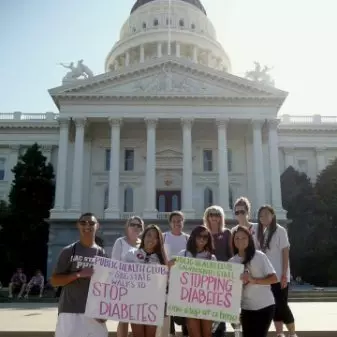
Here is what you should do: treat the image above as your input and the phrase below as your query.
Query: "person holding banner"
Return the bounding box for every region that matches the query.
[170,225,216,337]
[230,225,277,337]
[51,213,108,337]
[111,216,144,337]
[255,206,297,337]
[203,205,233,337]
[124,224,168,337]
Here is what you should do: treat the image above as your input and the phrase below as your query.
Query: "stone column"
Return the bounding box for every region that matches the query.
[140,45,145,63]
[50,118,70,216]
[41,145,52,163]
[252,120,266,209]
[125,51,130,66]
[193,46,198,63]
[176,43,181,57]
[181,118,195,218]
[7,145,19,185]
[216,119,231,213]
[105,119,122,219]
[268,120,286,219]
[316,147,326,173]
[143,119,158,219]
[157,43,162,58]
[69,118,86,215]
[284,148,295,169]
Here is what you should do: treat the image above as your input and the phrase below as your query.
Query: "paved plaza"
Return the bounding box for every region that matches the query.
[0,302,336,336]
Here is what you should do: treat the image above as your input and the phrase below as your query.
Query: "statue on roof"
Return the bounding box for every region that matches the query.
[59,60,94,83]
[245,61,275,86]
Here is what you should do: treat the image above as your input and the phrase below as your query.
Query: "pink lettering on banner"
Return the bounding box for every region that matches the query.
[92,282,128,301]
[99,301,158,322]
[180,272,233,308]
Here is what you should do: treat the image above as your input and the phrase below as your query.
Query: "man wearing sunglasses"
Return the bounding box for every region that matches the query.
[51,212,108,337]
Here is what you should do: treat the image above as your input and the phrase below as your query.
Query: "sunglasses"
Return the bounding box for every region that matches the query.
[209,212,220,217]
[129,222,142,229]
[197,234,209,240]
[79,221,96,227]
[235,210,246,216]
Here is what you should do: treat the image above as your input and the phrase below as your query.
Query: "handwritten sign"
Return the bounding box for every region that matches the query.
[85,256,168,326]
[166,257,244,323]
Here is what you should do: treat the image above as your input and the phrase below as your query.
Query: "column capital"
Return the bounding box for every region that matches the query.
[315,147,327,154]
[251,119,264,130]
[216,119,229,128]
[267,119,280,130]
[181,118,194,128]
[108,118,122,127]
[145,118,158,128]
[73,117,87,128]
[58,117,70,128]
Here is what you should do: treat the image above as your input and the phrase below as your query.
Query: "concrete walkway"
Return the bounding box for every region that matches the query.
[0,302,336,335]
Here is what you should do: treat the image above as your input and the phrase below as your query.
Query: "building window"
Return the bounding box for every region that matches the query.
[158,195,165,212]
[0,158,5,180]
[124,149,134,171]
[204,187,213,209]
[142,22,146,29]
[298,159,309,174]
[227,149,232,172]
[229,187,233,209]
[203,149,213,171]
[104,187,108,210]
[154,19,159,26]
[124,186,133,212]
[105,149,111,171]
[191,23,196,30]
[179,19,184,27]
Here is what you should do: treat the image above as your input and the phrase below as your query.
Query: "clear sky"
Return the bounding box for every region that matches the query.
[0,0,335,116]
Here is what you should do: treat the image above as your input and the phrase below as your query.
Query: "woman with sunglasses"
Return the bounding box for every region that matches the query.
[124,225,168,337]
[111,216,144,337]
[170,225,216,337]
[230,226,277,337]
[232,197,256,235]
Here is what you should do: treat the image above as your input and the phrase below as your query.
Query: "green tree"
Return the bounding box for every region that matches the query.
[280,166,318,280]
[2,143,55,279]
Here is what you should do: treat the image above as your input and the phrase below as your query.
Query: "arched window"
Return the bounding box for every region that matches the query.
[104,187,108,210]
[124,187,134,212]
[142,22,147,29]
[158,195,166,212]
[172,194,179,211]
[154,19,159,26]
[179,19,184,27]
[191,23,196,30]
[204,187,213,209]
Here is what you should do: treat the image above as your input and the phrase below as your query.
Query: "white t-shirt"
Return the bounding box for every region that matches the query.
[230,250,276,310]
[163,231,189,259]
[254,225,291,282]
[111,237,139,261]
[123,248,161,264]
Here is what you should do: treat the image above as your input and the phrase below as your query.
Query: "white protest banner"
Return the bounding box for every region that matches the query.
[85,256,168,326]
[166,257,244,323]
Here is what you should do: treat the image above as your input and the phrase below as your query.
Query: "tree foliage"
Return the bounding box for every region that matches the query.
[0,143,55,283]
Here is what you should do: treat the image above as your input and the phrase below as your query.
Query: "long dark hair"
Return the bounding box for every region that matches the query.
[232,225,256,265]
[186,225,215,257]
[140,224,167,265]
[257,205,277,250]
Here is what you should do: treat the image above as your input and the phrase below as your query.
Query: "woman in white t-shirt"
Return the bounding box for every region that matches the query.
[124,225,168,337]
[255,205,297,337]
[230,225,277,337]
[111,216,144,337]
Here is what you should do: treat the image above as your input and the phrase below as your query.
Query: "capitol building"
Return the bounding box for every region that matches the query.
[1,0,337,231]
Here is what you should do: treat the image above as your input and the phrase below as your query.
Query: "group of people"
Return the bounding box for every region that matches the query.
[8,268,45,299]
[51,197,297,337]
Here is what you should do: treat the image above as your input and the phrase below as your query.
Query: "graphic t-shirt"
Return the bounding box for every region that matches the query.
[230,250,276,310]
[123,248,162,265]
[212,229,233,262]
[177,249,217,261]
[54,241,106,314]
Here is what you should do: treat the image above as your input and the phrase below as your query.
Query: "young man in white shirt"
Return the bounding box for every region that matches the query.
[163,211,189,337]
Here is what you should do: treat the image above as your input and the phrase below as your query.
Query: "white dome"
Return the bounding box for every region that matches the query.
[105,0,231,73]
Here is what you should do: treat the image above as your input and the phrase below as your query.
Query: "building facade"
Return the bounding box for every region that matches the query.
[1,0,337,274]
